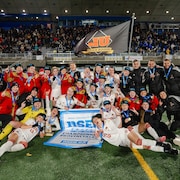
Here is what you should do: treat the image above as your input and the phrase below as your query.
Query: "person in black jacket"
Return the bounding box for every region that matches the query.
[141,99,180,146]
[163,59,180,96]
[121,100,166,142]
[142,59,164,96]
[129,59,146,95]
[119,67,132,96]
[158,91,180,132]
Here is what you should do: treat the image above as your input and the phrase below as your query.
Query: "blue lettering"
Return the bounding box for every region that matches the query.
[77,121,85,127]
[66,121,76,128]
[66,120,94,128]
[85,120,93,128]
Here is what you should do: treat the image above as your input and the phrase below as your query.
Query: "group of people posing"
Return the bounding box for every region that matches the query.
[0,58,180,157]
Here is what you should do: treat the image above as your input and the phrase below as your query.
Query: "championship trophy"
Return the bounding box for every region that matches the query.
[45,121,54,136]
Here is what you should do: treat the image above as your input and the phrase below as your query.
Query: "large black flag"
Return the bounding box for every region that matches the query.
[74,20,131,55]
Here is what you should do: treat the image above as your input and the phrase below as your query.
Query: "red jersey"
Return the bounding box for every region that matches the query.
[0,90,12,115]
[40,74,51,99]
[73,87,87,109]
[126,95,141,111]
[61,73,74,95]
[4,71,27,95]
[24,72,41,93]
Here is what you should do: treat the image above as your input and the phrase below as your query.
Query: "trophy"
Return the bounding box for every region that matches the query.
[45,121,54,136]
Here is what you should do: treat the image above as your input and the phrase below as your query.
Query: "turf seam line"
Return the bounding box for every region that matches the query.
[131,148,159,180]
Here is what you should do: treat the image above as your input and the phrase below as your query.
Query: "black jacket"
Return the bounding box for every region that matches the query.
[163,65,180,96]
[129,67,146,95]
[143,66,164,96]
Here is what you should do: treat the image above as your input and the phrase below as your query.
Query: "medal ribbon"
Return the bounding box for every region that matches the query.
[122,110,130,118]
[164,66,172,80]
[66,96,72,108]
[49,117,56,124]
[149,67,155,76]
[122,74,128,88]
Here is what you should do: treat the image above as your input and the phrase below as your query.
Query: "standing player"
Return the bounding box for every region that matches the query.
[50,66,61,106]
[4,63,27,95]
[129,59,146,95]
[162,59,180,96]
[142,59,164,96]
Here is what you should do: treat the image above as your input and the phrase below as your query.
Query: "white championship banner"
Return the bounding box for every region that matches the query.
[44,108,102,149]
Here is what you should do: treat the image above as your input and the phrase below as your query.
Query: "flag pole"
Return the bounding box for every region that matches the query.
[127,13,135,66]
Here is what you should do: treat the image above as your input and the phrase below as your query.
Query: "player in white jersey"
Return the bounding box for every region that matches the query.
[86,83,101,108]
[105,66,120,92]
[45,92,60,133]
[101,84,117,106]
[101,100,121,128]
[0,113,46,157]
[92,114,179,155]
[56,87,85,110]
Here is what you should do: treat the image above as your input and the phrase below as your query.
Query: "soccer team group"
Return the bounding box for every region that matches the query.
[0,58,180,157]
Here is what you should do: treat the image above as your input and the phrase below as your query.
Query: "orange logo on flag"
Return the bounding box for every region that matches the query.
[87,36,111,48]
[84,30,113,55]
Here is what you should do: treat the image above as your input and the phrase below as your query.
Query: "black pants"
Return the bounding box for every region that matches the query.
[170,112,180,131]
[0,114,12,131]
[154,122,176,139]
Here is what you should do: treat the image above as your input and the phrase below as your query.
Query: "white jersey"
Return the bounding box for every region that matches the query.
[96,82,105,94]
[105,73,119,90]
[81,71,94,84]
[46,116,60,131]
[102,93,116,106]
[45,95,60,131]
[50,75,61,100]
[56,95,84,109]
[86,90,101,108]
[102,108,121,127]
[102,119,130,147]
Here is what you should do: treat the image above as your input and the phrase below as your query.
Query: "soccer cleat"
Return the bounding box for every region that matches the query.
[173,137,180,146]
[163,143,172,153]
[156,141,172,149]
[167,148,179,155]
[163,143,179,155]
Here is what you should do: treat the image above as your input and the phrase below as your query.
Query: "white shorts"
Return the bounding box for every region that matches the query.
[9,128,27,143]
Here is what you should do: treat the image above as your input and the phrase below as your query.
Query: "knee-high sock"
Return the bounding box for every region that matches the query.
[132,143,164,153]
[141,139,157,146]
[132,142,165,153]
[149,146,164,152]
[0,141,13,157]
[9,144,25,152]
[0,124,13,140]
[147,126,159,140]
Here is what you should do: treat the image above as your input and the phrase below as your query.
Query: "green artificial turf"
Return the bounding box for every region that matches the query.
[0,112,180,180]
[0,131,179,180]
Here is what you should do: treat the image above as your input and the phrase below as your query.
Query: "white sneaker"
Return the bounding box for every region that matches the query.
[173,137,180,146]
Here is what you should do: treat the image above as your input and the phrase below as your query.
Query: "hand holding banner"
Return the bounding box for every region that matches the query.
[44,109,102,149]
